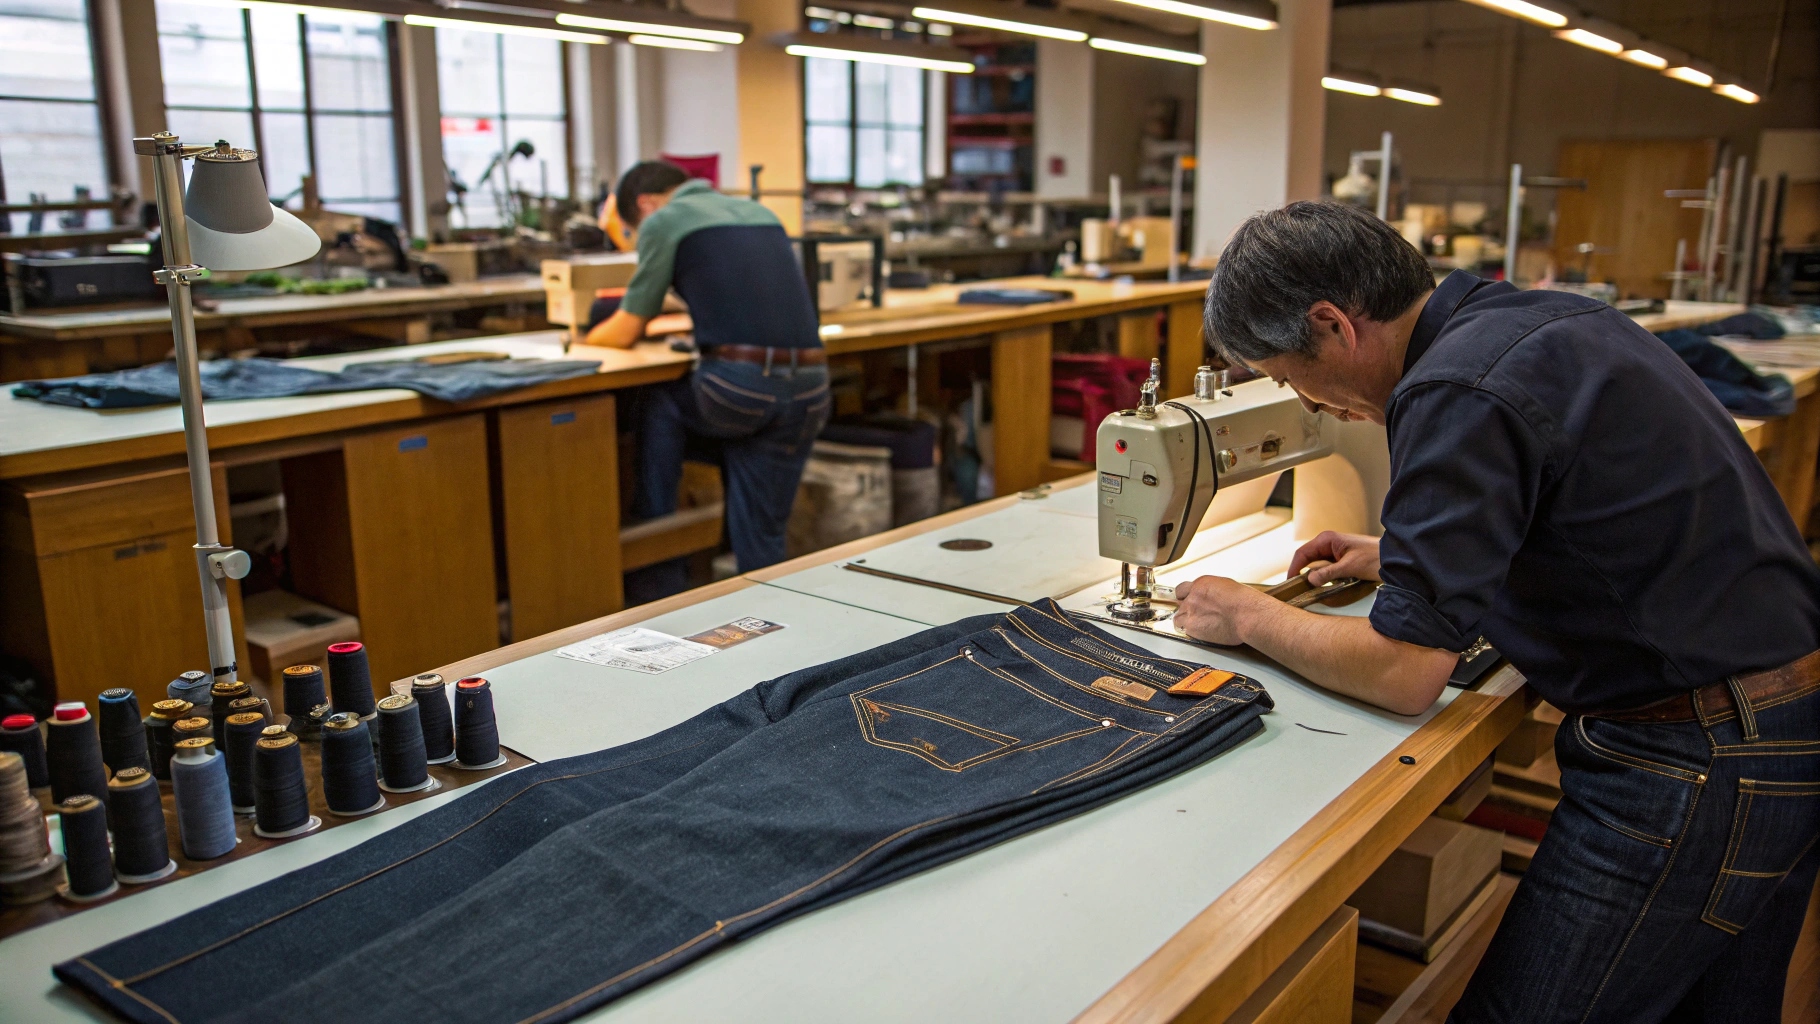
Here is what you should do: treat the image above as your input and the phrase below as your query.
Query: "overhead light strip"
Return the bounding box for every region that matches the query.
[1099,0,1275,31]
[1459,0,1567,28]
[403,13,606,43]
[554,12,743,44]
[1088,37,1206,65]
[1620,48,1667,69]
[783,43,975,74]
[1665,65,1714,87]
[1464,1,1764,99]
[167,0,385,19]
[628,34,722,51]
[910,6,1087,42]
[1321,75,1380,96]
[1554,27,1620,54]
[1714,83,1759,104]
[1384,86,1441,106]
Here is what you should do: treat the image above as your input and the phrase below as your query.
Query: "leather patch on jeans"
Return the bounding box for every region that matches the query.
[1091,676,1157,702]
[1169,668,1236,697]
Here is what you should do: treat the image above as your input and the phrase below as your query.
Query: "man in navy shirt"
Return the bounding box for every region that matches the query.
[588,161,830,598]
[1174,201,1820,1022]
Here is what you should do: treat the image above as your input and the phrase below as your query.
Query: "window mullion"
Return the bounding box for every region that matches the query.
[243,7,268,187]
[299,12,317,187]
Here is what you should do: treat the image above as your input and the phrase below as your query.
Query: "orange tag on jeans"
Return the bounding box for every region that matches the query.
[1168,668,1235,697]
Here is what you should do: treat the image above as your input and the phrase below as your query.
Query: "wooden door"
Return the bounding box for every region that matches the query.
[1553,139,1717,299]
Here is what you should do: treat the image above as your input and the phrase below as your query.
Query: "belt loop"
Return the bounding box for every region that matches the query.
[790,348,800,373]
[763,348,774,376]
[1727,675,1760,742]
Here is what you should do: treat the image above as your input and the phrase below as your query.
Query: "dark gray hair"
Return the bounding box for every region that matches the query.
[1203,201,1434,365]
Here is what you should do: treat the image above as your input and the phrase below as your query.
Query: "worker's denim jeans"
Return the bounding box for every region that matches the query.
[1451,687,1820,1024]
[632,356,831,599]
[57,600,1272,1024]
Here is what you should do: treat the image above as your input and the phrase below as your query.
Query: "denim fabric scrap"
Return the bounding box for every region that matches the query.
[1654,329,1795,417]
[11,356,603,409]
[55,599,1273,1024]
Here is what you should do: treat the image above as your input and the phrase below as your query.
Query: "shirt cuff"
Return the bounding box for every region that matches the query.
[1369,583,1472,653]
[619,289,664,318]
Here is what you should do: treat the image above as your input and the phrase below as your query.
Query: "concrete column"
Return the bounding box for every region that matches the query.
[396,24,446,241]
[114,0,167,200]
[615,43,664,175]
[1035,38,1093,199]
[1193,0,1330,258]
[735,0,801,231]
[568,41,616,199]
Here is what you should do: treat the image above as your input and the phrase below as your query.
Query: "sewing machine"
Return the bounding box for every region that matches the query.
[1089,360,1346,628]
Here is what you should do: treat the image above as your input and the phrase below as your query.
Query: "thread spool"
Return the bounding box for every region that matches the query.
[143,699,193,781]
[167,669,212,708]
[252,733,318,838]
[106,767,175,883]
[411,674,456,765]
[96,689,149,775]
[222,712,266,814]
[282,665,327,735]
[209,680,249,741]
[46,703,108,807]
[228,695,271,727]
[375,695,436,794]
[170,737,237,860]
[320,714,385,817]
[56,793,116,902]
[0,752,63,905]
[453,677,506,770]
[173,716,212,746]
[0,715,49,789]
[326,642,377,719]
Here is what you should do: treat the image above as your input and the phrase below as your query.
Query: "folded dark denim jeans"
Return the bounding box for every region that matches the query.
[56,600,1272,1024]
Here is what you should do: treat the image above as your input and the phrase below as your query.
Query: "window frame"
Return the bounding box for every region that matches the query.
[0,0,116,222]
[803,57,926,189]
[434,26,574,230]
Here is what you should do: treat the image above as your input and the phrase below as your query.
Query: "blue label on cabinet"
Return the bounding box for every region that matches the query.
[398,435,429,452]
[551,411,576,425]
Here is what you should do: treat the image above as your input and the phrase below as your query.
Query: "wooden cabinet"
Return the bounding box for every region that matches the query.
[0,460,246,711]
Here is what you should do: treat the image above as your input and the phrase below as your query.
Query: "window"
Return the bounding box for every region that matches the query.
[157,1,401,222]
[436,27,568,230]
[0,0,110,235]
[804,57,925,188]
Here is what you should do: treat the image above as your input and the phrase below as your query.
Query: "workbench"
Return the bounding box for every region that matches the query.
[1719,337,1820,538]
[1,335,691,710]
[0,274,547,382]
[0,474,1531,1024]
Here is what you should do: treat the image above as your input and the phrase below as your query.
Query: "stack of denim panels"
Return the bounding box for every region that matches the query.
[56,600,1272,1024]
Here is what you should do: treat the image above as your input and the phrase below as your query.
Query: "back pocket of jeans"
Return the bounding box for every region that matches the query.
[696,372,773,430]
[1702,779,1820,933]
[855,698,1017,771]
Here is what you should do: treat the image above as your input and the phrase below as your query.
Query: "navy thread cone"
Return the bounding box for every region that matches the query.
[453,677,505,770]
[105,768,174,883]
[96,689,149,774]
[252,734,317,838]
[56,794,116,901]
[326,643,377,718]
[320,714,384,816]
[411,675,456,764]
[282,665,327,735]
[45,704,108,807]
[375,695,432,793]
[0,715,49,789]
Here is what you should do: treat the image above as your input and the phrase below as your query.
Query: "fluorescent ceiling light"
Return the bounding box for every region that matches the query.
[1714,83,1760,103]
[1554,28,1622,54]
[911,6,1087,42]
[1089,37,1207,64]
[1322,75,1380,96]
[1099,0,1274,31]
[628,34,722,51]
[784,43,974,73]
[1384,86,1441,106]
[555,12,743,44]
[404,14,605,43]
[1459,0,1567,29]
[852,13,894,28]
[172,0,378,18]
[1665,65,1714,87]
[1620,48,1667,69]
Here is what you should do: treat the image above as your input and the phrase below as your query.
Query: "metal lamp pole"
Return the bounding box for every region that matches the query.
[136,132,251,687]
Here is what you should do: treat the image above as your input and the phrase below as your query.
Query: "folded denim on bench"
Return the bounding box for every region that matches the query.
[56,599,1272,1024]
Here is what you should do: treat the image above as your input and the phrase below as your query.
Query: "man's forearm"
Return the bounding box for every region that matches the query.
[583,310,650,349]
[1235,604,1454,715]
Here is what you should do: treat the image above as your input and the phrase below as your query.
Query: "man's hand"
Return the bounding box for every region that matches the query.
[1173,575,1274,646]
[582,309,651,350]
[1289,531,1381,585]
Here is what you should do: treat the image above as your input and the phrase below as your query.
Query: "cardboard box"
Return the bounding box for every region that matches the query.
[1496,701,1564,767]
[542,253,638,327]
[1349,817,1503,940]
[242,589,360,685]
[423,242,481,283]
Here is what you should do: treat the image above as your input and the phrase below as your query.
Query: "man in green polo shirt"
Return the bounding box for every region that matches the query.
[586,160,830,599]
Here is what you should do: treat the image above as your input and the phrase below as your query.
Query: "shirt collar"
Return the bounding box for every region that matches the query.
[1403,270,1483,373]
[672,179,714,199]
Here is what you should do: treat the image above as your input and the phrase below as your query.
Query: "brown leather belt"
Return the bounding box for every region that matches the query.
[1589,650,1820,732]
[702,345,826,366]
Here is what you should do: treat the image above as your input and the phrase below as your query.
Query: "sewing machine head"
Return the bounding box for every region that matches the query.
[1094,360,1333,620]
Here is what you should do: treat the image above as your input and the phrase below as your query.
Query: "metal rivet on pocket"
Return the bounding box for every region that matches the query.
[1164,716,1175,723]
[1101,719,1113,727]
[961,647,972,656]
[1697,774,1707,784]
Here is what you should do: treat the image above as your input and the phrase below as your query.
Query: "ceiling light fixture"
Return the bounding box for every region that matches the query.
[1384,86,1442,106]
[783,42,975,73]
[1619,48,1668,69]
[1553,27,1621,54]
[554,12,744,44]
[1459,0,1567,28]
[1099,0,1275,31]
[403,14,606,43]
[1665,65,1714,87]
[1321,75,1381,97]
[1088,37,1207,64]
[910,6,1088,42]
[1714,82,1760,103]
[628,34,723,51]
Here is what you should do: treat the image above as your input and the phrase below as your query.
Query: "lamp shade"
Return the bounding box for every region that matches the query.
[184,146,321,272]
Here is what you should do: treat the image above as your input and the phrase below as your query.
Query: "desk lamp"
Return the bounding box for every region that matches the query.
[134,133,322,688]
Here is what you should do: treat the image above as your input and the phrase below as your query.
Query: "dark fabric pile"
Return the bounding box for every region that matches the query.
[10,356,603,410]
[1655,311,1793,418]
